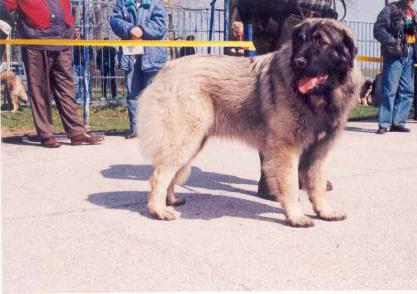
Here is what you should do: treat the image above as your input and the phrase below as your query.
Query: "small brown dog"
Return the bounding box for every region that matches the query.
[358,79,373,106]
[0,70,28,112]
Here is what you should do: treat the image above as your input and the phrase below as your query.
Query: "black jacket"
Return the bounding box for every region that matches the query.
[374,2,416,60]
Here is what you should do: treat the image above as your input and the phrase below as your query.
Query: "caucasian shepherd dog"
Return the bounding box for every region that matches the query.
[137,18,362,227]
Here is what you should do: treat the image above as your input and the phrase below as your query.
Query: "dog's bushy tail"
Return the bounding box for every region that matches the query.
[137,77,213,165]
[19,89,28,102]
[137,92,168,160]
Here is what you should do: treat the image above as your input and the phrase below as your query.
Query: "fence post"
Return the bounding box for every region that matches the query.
[224,0,230,42]
[82,0,90,126]
[244,23,256,57]
[208,0,216,54]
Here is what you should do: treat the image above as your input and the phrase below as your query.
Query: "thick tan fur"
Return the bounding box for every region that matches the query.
[137,19,363,227]
[0,70,28,112]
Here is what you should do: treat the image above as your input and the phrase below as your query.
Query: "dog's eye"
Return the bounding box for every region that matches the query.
[298,33,306,41]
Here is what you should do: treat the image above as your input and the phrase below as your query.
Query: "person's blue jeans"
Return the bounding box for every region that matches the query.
[125,57,158,133]
[73,64,84,104]
[379,46,414,129]
[73,64,92,104]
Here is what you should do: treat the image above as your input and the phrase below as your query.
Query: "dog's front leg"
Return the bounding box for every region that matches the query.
[301,153,346,222]
[263,145,313,227]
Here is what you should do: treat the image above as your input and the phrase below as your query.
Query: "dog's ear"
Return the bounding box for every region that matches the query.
[342,32,358,67]
[291,21,308,42]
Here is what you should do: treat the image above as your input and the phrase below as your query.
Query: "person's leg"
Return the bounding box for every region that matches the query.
[21,48,55,139]
[103,67,108,98]
[126,57,144,137]
[73,65,78,98]
[414,67,417,120]
[73,65,83,103]
[142,70,158,87]
[110,68,117,98]
[124,69,157,139]
[392,47,414,127]
[0,45,4,60]
[49,49,86,137]
[378,58,402,130]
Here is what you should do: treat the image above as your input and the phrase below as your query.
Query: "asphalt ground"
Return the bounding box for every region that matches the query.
[2,120,417,292]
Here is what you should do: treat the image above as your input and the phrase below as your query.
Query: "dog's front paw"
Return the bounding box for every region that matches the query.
[286,214,314,227]
[148,206,176,221]
[318,210,346,221]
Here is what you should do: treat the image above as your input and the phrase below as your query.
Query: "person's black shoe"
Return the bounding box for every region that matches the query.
[390,125,410,132]
[125,131,137,139]
[376,127,388,134]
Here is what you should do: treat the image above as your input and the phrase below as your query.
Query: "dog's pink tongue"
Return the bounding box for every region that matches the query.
[298,75,328,94]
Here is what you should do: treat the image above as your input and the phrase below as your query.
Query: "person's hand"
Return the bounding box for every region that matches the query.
[130,26,143,40]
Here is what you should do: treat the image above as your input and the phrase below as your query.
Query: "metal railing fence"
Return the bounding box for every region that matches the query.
[345,21,382,80]
[1,1,381,107]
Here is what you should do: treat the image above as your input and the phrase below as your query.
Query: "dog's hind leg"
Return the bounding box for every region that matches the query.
[148,164,183,220]
[148,135,207,221]
[166,164,191,207]
[166,137,207,206]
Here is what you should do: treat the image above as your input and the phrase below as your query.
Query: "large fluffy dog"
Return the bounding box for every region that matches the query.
[0,70,28,112]
[137,18,362,227]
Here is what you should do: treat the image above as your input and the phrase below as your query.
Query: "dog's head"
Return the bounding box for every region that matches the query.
[290,18,358,95]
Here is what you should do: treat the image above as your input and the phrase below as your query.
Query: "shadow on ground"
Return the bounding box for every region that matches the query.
[87,190,287,226]
[89,164,289,225]
[345,119,377,133]
[100,164,259,197]
[2,135,42,147]
[1,131,122,146]
[345,118,417,133]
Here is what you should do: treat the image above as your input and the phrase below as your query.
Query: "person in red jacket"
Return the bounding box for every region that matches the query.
[4,0,103,147]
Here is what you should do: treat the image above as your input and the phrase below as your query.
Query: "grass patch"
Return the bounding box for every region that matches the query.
[1,104,378,138]
[348,105,378,121]
[1,105,129,137]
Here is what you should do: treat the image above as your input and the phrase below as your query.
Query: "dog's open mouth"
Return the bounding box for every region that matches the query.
[297,73,329,94]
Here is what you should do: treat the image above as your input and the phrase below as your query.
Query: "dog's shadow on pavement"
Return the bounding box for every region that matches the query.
[88,164,287,225]
[100,164,259,197]
[88,190,286,225]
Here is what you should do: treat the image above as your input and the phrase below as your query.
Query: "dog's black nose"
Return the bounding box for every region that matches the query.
[294,57,307,68]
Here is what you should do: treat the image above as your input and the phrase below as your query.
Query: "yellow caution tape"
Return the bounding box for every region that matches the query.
[0,39,385,62]
[356,55,383,63]
[0,39,257,51]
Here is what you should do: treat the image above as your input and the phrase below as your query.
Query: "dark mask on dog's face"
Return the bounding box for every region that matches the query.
[290,19,358,96]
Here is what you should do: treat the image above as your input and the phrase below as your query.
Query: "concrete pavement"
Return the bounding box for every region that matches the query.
[2,120,417,292]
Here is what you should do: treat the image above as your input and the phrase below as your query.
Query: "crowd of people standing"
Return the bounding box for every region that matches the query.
[1,0,417,148]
